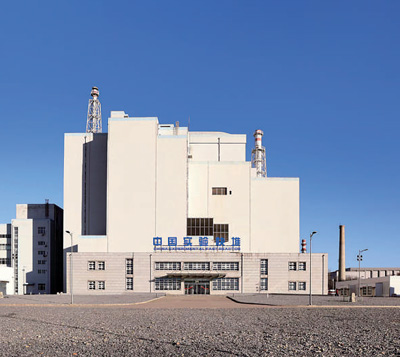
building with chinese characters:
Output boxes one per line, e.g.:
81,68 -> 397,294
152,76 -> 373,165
64,111 -> 328,295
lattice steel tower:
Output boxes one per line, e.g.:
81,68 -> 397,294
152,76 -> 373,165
251,129 -> 267,177
86,86 -> 102,133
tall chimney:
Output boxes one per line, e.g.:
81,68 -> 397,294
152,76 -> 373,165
339,225 -> 345,281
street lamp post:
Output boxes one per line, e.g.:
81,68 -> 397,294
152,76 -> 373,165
357,249 -> 368,297
309,231 -> 318,306
65,231 -> 73,304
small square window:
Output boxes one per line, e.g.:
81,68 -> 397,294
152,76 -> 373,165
98,261 -> 105,270
288,262 -> 297,271
88,281 -> 95,290
260,278 -> 268,291
88,261 -> 95,270
38,227 -> 46,235
288,281 -> 296,291
298,282 -> 306,291
98,281 -> 105,290
126,277 -> 133,290
298,262 -> 306,271
38,283 -> 46,291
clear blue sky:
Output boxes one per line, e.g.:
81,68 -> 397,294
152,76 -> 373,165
0,1 -> 399,271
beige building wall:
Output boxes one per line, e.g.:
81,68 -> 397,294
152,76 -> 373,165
68,251 -> 327,295
107,115 -> 158,252
250,178 -> 299,253
189,132 -> 246,162
63,133 -> 107,245
155,136 -> 187,242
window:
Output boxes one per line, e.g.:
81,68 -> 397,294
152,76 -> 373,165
0,244 -> 11,250
88,261 -> 96,270
38,227 -> 46,235
155,262 -> 181,271
212,187 -> 227,195
288,262 -> 297,271
14,227 -> 18,238
126,258 -> 133,275
187,218 -> 214,236
98,261 -> 105,270
213,278 -> 239,291
98,281 -> 105,290
298,282 -> 306,291
213,223 -> 229,243
38,251 -> 46,256
288,282 -> 297,291
88,281 -> 95,290
155,278 -> 181,290
38,269 -> 47,274
260,259 -> 268,275
38,284 -> 45,291
260,278 -> 268,291
126,277 -> 133,290
0,258 -> 11,265
298,262 -> 306,271
38,260 -> 47,265
38,241 -> 46,246
213,262 -> 239,271
183,262 -> 210,270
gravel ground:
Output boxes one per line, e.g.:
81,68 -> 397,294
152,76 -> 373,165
228,294 -> 400,306
0,304 -> 399,356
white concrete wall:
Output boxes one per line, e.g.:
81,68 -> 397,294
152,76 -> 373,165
189,132 -> 246,162
250,178 -> 299,253
107,117 -> 158,252
156,136 -> 187,241
0,266 -> 13,295
63,132 -> 107,244
12,219 -> 33,294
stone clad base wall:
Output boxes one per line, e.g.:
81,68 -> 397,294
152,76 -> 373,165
67,252 -> 328,295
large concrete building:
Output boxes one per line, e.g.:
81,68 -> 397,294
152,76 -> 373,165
0,203 -> 63,295
64,111 -> 328,295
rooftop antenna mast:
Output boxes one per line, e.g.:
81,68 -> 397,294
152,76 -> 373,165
251,129 -> 267,177
86,86 -> 102,133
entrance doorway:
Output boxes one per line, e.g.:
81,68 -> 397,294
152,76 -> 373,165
184,280 -> 210,295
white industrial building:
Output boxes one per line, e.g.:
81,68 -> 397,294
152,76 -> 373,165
0,203 -> 63,295
64,90 -> 328,295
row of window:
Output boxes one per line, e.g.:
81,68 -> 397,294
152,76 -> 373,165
153,278 -> 241,291
0,234 -> 11,238
0,258 -> 11,265
38,269 -> 47,274
288,281 -> 307,291
212,187 -> 228,195
289,262 -> 306,271
38,260 -> 47,265
38,241 -> 46,246
155,261 -> 240,271
38,251 -> 47,256
0,244 -> 11,250
38,227 -> 46,235
186,218 -> 229,242
88,261 -> 105,270
88,281 -> 105,290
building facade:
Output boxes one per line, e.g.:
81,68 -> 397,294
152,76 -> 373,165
0,203 -> 63,295
64,112 -> 328,295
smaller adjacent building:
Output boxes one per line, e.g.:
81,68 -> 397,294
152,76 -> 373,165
0,203 -> 63,295
331,268 -> 400,297
0,224 -> 13,295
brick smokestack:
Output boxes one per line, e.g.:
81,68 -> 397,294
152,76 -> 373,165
339,225 -> 346,281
